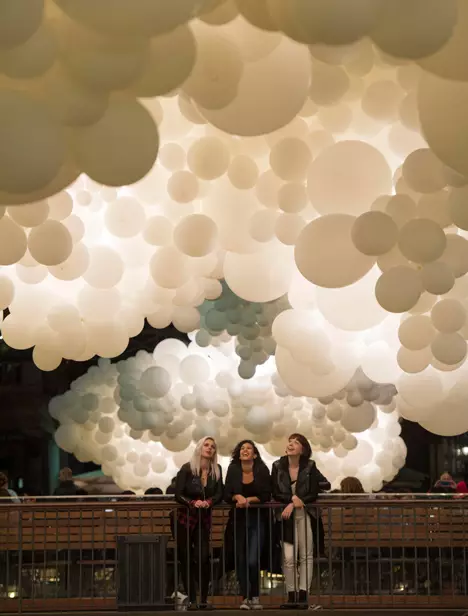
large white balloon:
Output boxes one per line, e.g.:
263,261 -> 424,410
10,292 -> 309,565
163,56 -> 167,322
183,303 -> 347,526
223,242 -> 295,303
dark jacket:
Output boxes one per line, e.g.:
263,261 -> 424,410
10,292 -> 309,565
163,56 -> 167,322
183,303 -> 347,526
222,461 -> 272,574
272,456 -> 320,505
271,456 -> 321,544
318,472 -> 331,493
175,462 -> 223,507
224,461 -> 271,505
54,480 -> 79,497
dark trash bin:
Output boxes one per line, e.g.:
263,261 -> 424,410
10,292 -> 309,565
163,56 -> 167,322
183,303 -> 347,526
117,534 -> 168,610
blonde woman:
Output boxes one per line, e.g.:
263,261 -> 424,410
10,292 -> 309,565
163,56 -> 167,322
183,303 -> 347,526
175,437 -> 223,609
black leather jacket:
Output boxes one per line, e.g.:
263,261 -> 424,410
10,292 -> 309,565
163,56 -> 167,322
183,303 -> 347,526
175,462 -> 223,507
224,460 -> 271,505
271,456 -> 320,505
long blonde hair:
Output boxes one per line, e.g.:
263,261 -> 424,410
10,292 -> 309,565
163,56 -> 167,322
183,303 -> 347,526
190,437 -> 220,481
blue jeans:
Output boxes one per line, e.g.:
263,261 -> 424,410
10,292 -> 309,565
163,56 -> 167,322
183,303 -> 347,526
236,513 -> 265,600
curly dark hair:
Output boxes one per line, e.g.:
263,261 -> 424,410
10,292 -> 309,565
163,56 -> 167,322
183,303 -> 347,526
231,440 -> 264,465
288,433 -> 312,460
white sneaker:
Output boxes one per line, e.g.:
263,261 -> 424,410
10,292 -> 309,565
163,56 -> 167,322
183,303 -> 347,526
251,597 -> 263,610
240,599 -> 251,610
309,605 -> 322,611
171,591 -> 189,611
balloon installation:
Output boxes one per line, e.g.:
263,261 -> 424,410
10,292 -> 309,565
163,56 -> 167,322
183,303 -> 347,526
50,333 -> 404,492
1,0 -> 467,487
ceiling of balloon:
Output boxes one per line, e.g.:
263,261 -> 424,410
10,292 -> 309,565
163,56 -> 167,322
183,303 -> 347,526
1,0 -> 468,488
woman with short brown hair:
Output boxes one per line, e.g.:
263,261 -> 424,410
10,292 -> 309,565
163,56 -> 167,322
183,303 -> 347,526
272,434 -> 322,610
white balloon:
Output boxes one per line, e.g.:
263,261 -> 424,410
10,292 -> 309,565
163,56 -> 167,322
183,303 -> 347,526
341,402 -> 376,433
140,366 -> 172,398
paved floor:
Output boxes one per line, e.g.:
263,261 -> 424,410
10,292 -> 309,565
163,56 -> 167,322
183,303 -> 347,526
26,611 -> 468,616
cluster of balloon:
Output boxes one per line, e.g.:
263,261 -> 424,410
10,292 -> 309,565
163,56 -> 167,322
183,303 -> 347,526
4,0 -> 468,454
50,336 -> 405,493
196,281 -> 289,379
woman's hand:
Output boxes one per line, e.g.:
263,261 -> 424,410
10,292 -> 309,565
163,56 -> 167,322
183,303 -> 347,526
282,503 -> 294,519
235,494 -> 248,508
292,495 -> 304,509
193,500 -> 205,508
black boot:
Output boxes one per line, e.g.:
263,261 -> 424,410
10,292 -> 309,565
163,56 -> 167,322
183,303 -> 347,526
280,592 -> 297,609
297,590 -> 308,609
198,596 -> 214,610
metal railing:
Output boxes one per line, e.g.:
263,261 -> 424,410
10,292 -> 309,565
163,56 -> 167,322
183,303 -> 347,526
1,494 -> 468,612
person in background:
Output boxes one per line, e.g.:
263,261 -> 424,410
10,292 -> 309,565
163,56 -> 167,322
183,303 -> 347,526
224,440 -> 271,610
457,472 -> 468,494
340,477 -> 365,494
175,437 -> 223,609
0,487 -> 19,524
0,472 -> 19,502
54,468 -> 79,497
118,490 -> 136,502
17,487 -> 38,502
432,472 -> 457,493
166,477 -> 177,495
145,487 -> 163,497
272,434 -> 322,611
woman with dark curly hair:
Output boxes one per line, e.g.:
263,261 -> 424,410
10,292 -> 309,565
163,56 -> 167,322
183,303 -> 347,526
224,440 -> 271,610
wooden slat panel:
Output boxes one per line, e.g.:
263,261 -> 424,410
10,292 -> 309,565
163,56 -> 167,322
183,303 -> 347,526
1,504 -> 468,551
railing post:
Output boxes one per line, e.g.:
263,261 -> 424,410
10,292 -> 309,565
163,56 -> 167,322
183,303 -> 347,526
18,505 -> 23,614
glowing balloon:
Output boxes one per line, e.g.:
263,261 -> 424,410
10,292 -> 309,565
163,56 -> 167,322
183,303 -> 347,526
295,214 -> 374,288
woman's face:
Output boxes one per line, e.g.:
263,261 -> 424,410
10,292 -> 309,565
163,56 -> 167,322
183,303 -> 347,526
201,439 -> 216,460
240,442 -> 256,462
286,437 -> 303,456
